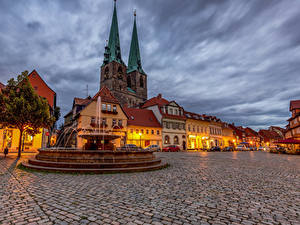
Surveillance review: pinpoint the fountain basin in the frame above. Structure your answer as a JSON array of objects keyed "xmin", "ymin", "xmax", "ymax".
[{"xmin": 22, "ymin": 148, "xmax": 167, "ymax": 173}]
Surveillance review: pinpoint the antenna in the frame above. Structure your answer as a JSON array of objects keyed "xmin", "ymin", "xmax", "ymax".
[{"xmin": 85, "ymin": 84, "xmax": 89, "ymax": 97}]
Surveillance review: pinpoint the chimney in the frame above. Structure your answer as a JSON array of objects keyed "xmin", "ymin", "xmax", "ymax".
[{"xmin": 157, "ymin": 93, "xmax": 162, "ymax": 98}]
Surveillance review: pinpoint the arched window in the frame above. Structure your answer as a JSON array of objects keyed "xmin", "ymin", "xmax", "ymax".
[
  {"xmin": 127, "ymin": 76, "xmax": 131, "ymax": 88},
  {"xmin": 165, "ymin": 135, "xmax": 170, "ymax": 144},
  {"xmin": 174, "ymin": 136, "xmax": 179, "ymax": 144},
  {"xmin": 118, "ymin": 66, "xmax": 123, "ymax": 80},
  {"xmin": 140, "ymin": 76, "xmax": 144, "ymax": 88},
  {"xmin": 104, "ymin": 67, "xmax": 109, "ymax": 79}
]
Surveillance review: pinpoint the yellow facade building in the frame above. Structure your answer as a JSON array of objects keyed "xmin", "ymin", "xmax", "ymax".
[{"xmin": 124, "ymin": 107, "xmax": 162, "ymax": 149}]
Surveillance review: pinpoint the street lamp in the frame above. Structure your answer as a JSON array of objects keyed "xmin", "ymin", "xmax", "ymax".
[{"xmin": 139, "ymin": 132, "xmax": 142, "ymax": 148}]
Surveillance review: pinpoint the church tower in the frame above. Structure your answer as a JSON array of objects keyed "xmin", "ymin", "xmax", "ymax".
[
  {"xmin": 100, "ymin": 0, "xmax": 128, "ymax": 104},
  {"xmin": 127, "ymin": 11, "xmax": 148, "ymax": 101},
  {"xmin": 100, "ymin": 1, "xmax": 148, "ymax": 107}
]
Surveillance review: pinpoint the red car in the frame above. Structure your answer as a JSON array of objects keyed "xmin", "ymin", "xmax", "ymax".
[{"xmin": 162, "ymin": 145, "xmax": 181, "ymax": 152}]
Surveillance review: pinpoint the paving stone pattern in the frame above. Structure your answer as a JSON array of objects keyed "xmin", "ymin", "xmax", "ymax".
[{"xmin": 0, "ymin": 152, "xmax": 299, "ymax": 225}]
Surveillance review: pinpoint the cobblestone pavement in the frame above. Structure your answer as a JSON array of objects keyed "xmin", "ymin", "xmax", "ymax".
[{"xmin": 0, "ymin": 152, "xmax": 299, "ymax": 225}]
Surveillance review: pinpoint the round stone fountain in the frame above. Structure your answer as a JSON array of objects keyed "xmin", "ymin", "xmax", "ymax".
[{"xmin": 22, "ymin": 148, "xmax": 167, "ymax": 173}]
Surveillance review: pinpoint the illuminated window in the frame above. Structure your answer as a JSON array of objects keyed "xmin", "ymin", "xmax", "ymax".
[
  {"xmin": 174, "ymin": 136, "xmax": 179, "ymax": 144},
  {"xmin": 165, "ymin": 135, "xmax": 170, "ymax": 144}
]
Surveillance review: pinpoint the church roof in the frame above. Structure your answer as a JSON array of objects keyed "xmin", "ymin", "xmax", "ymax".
[
  {"xmin": 93, "ymin": 86, "xmax": 120, "ymax": 104},
  {"xmin": 127, "ymin": 12, "xmax": 145, "ymax": 74},
  {"xmin": 102, "ymin": 0, "xmax": 124, "ymax": 66}
]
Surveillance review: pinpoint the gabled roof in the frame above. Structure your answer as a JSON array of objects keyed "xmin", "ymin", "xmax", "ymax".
[
  {"xmin": 290, "ymin": 100, "xmax": 300, "ymax": 111},
  {"xmin": 93, "ymin": 86, "xmax": 120, "ymax": 104},
  {"xmin": 258, "ymin": 129, "xmax": 282, "ymax": 142},
  {"xmin": 244, "ymin": 127, "xmax": 259, "ymax": 137},
  {"xmin": 74, "ymin": 97, "xmax": 92, "ymax": 106},
  {"xmin": 124, "ymin": 107, "xmax": 161, "ymax": 128},
  {"xmin": 142, "ymin": 94, "xmax": 169, "ymax": 108},
  {"xmin": 28, "ymin": 70, "xmax": 56, "ymax": 108}
]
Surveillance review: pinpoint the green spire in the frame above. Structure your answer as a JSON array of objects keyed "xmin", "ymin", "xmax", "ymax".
[
  {"xmin": 127, "ymin": 11, "xmax": 145, "ymax": 74},
  {"xmin": 102, "ymin": 0, "xmax": 124, "ymax": 66}
]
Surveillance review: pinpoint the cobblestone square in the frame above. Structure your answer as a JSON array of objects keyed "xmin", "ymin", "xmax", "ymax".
[{"xmin": 0, "ymin": 152, "xmax": 299, "ymax": 225}]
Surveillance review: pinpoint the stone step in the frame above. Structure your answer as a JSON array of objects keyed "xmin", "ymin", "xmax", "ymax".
[
  {"xmin": 28, "ymin": 158, "xmax": 162, "ymax": 169},
  {"xmin": 36, "ymin": 155, "xmax": 154, "ymax": 163},
  {"xmin": 21, "ymin": 162, "xmax": 167, "ymax": 174}
]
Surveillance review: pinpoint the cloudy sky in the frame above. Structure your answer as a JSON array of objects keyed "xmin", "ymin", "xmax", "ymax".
[{"xmin": 1, "ymin": 0, "xmax": 300, "ymax": 130}]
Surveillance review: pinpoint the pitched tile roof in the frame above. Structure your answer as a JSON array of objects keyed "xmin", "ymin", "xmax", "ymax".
[
  {"xmin": 74, "ymin": 97, "xmax": 92, "ymax": 106},
  {"xmin": 290, "ymin": 100, "xmax": 300, "ymax": 111},
  {"xmin": 93, "ymin": 86, "xmax": 120, "ymax": 104},
  {"xmin": 142, "ymin": 94, "xmax": 169, "ymax": 108},
  {"xmin": 258, "ymin": 129, "xmax": 282, "ymax": 142},
  {"xmin": 124, "ymin": 107, "xmax": 161, "ymax": 128}
]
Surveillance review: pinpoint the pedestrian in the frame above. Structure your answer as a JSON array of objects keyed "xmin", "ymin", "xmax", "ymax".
[{"xmin": 4, "ymin": 147, "xmax": 8, "ymax": 158}]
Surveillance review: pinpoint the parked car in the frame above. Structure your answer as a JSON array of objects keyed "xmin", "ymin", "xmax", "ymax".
[
  {"xmin": 119, "ymin": 144, "xmax": 142, "ymax": 151},
  {"xmin": 222, "ymin": 146, "xmax": 234, "ymax": 152},
  {"xmin": 162, "ymin": 145, "xmax": 180, "ymax": 152},
  {"xmin": 209, "ymin": 146, "xmax": 221, "ymax": 152},
  {"xmin": 236, "ymin": 145, "xmax": 247, "ymax": 151},
  {"xmin": 144, "ymin": 145, "xmax": 161, "ymax": 152}
]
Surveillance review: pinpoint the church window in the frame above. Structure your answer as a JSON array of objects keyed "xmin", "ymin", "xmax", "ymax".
[
  {"xmin": 140, "ymin": 76, "xmax": 144, "ymax": 88},
  {"xmin": 104, "ymin": 67, "xmax": 109, "ymax": 79},
  {"xmin": 127, "ymin": 76, "xmax": 131, "ymax": 88}
]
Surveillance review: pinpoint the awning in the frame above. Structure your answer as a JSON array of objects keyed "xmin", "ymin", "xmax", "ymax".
[{"xmin": 274, "ymin": 138, "xmax": 300, "ymax": 144}]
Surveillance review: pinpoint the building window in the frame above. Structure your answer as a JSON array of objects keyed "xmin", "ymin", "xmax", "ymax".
[
  {"xmin": 140, "ymin": 76, "xmax": 144, "ymax": 88},
  {"xmin": 102, "ymin": 104, "xmax": 106, "ymax": 110},
  {"xmin": 130, "ymin": 129, "xmax": 133, "ymax": 133},
  {"xmin": 174, "ymin": 136, "xmax": 179, "ymax": 144},
  {"xmin": 157, "ymin": 130, "xmax": 160, "ymax": 135},
  {"xmin": 146, "ymin": 130, "xmax": 149, "ymax": 134},
  {"xmin": 197, "ymin": 126, "xmax": 199, "ymax": 132},
  {"xmin": 170, "ymin": 108, "xmax": 173, "ymax": 115},
  {"xmin": 175, "ymin": 109, "xmax": 178, "ymax": 115},
  {"xmin": 102, "ymin": 118, "xmax": 107, "ymax": 126},
  {"xmin": 91, "ymin": 117, "xmax": 96, "ymax": 124},
  {"xmin": 136, "ymin": 129, "xmax": 139, "ymax": 133},
  {"xmin": 166, "ymin": 122, "xmax": 170, "ymax": 129},
  {"xmin": 107, "ymin": 104, "xmax": 111, "ymax": 111},
  {"xmin": 112, "ymin": 119, "xmax": 116, "ymax": 127},
  {"xmin": 188, "ymin": 125, "xmax": 191, "ymax": 131},
  {"xmin": 151, "ymin": 130, "xmax": 154, "ymax": 134},
  {"xmin": 118, "ymin": 119, "xmax": 122, "ymax": 127},
  {"xmin": 165, "ymin": 135, "xmax": 170, "ymax": 144},
  {"xmin": 193, "ymin": 126, "xmax": 195, "ymax": 132},
  {"xmin": 141, "ymin": 129, "xmax": 144, "ymax": 134},
  {"xmin": 113, "ymin": 105, "xmax": 117, "ymax": 112}
]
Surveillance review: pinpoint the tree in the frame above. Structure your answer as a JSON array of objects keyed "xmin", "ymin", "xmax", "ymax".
[{"xmin": 0, "ymin": 71, "xmax": 55, "ymax": 157}]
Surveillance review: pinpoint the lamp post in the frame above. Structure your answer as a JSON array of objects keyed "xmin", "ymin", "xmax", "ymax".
[{"xmin": 139, "ymin": 132, "xmax": 142, "ymax": 148}]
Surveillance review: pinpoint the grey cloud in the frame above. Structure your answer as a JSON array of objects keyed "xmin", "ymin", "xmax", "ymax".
[{"xmin": 0, "ymin": 0, "xmax": 299, "ymax": 129}]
